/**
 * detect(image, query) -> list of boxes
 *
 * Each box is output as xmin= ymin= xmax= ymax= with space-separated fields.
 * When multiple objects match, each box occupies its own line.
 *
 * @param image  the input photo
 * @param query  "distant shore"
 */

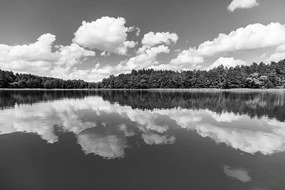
xmin=1 ymin=88 xmax=285 ymax=92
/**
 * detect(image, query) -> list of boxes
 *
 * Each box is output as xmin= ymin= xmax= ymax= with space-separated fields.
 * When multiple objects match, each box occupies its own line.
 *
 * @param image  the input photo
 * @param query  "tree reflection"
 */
xmin=0 ymin=90 xmax=285 ymax=158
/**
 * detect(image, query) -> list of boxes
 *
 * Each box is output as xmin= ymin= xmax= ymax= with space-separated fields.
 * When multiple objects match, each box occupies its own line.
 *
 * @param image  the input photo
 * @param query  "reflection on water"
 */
xmin=0 ymin=90 xmax=285 ymax=190
xmin=78 ymin=127 xmax=127 ymax=159
xmin=1 ymin=90 xmax=285 ymax=157
xmin=223 ymin=165 xmax=251 ymax=183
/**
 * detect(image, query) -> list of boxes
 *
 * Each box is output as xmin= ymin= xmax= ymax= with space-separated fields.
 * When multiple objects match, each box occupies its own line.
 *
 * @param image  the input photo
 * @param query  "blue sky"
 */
xmin=0 ymin=0 xmax=285 ymax=81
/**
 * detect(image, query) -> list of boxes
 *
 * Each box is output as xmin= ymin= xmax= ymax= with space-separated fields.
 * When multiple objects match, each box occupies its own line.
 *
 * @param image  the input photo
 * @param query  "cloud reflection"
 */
xmin=77 ymin=128 xmax=127 ymax=159
xmin=142 ymin=133 xmax=175 ymax=145
xmin=223 ymin=165 xmax=251 ymax=183
xmin=0 ymin=95 xmax=285 ymax=158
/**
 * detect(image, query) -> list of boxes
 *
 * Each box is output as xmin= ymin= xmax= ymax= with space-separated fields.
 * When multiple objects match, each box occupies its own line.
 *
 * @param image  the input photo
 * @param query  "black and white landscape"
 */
xmin=0 ymin=0 xmax=285 ymax=190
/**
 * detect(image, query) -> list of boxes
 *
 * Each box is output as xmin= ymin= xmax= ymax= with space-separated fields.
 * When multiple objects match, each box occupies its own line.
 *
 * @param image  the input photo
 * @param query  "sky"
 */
xmin=0 ymin=0 xmax=285 ymax=81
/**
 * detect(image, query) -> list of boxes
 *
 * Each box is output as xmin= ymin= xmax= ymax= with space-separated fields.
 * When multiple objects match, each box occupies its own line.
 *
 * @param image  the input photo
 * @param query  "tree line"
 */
xmin=1 ymin=59 xmax=285 ymax=89
xmin=0 ymin=71 xmax=97 ymax=89
xmin=98 ymin=60 xmax=285 ymax=89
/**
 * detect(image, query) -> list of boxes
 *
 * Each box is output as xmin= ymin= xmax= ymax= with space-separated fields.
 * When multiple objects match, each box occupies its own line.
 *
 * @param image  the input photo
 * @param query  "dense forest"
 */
xmin=1 ymin=59 xmax=285 ymax=89
xmin=0 ymin=70 xmax=97 ymax=89
xmin=98 ymin=60 xmax=285 ymax=89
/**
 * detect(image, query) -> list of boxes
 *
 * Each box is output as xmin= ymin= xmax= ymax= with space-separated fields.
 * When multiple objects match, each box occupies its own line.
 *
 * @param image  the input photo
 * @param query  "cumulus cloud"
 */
xmin=67 ymin=44 xmax=171 ymax=82
xmin=137 ymin=32 xmax=178 ymax=55
xmin=116 ymin=40 xmax=137 ymax=55
xmin=223 ymin=165 xmax=251 ymax=183
xmin=267 ymin=45 xmax=285 ymax=62
xmin=0 ymin=33 xmax=57 ymax=62
xmin=116 ymin=32 xmax=177 ymax=72
xmin=56 ymin=43 xmax=95 ymax=67
xmin=128 ymin=26 xmax=141 ymax=36
xmin=0 ymin=33 xmax=95 ymax=76
xmin=112 ymin=31 xmax=178 ymax=73
xmin=124 ymin=45 xmax=170 ymax=70
xmin=197 ymin=23 xmax=285 ymax=57
xmin=199 ymin=23 xmax=285 ymax=58
xmin=172 ymin=22 xmax=285 ymax=70
xmin=80 ymin=31 xmax=178 ymax=81
xmin=163 ymin=48 xmax=204 ymax=70
xmin=141 ymin=32 xmax=178 ymax=47
xmin=73 ymin=16 xmax=137 ymax=55
xmin=100 ymin=51 xmax=110 ymax=57
xmin=208 ymin=57 xmax=247 ymax=70
xmin=171 ymin=48 xmax=204 ymax=65
xmin=228 ymin=0 xmax=259 ymax=12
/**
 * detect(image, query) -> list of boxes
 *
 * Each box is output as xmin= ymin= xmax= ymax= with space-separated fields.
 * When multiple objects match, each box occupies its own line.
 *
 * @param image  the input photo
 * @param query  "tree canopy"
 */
xmin=96 ymin=60 xmax=285 ymax=89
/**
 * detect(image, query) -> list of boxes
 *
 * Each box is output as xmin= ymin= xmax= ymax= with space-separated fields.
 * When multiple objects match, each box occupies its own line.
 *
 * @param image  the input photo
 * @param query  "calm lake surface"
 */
xmin=0 ymin=90 xmax=285 ymax=190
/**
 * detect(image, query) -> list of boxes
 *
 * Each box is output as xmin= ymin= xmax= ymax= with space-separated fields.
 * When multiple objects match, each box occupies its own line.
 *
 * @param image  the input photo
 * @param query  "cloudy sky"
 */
xmin=0 ymin=0 xmax=285 ymax=81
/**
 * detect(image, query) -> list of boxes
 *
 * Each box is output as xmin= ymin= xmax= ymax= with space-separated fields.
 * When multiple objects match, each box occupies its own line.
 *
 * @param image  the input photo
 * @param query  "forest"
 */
xmin=0 ymin=71 xmax=96 ymax=89
xmin=1 ymin=59 xmax=285 ymax=89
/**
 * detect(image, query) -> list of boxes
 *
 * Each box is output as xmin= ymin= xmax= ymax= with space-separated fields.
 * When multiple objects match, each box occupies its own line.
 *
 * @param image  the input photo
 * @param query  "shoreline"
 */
xmin=0 ymin=88 xmax=285 ymax=92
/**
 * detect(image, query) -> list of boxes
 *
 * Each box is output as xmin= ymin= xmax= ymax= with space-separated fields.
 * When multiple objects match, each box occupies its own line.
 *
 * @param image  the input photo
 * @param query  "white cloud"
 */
xmin=116 ymin=41 xmax=137 ymax=55
xmin=228 ymin=0 xmax=259 ymax=12
xmin=198 ymin=23 xmax=285 ymax=57
xmin=78 ymin=43 xmax=171 ymax=82
xmin=172 ymin=23 xmax=285 ymax=70
xmin=2 ymin=33 xmax=58 ymax=61
xmin=267 ymin=45 xmax=285 ymax=62
xmin=223 ymin=165 xmax=251 ymax=183
xmin=128 ymin=26 xmax=141 ymax=36
xmin=171 ymin=48 xmax=204 ymax=65
xmin=164 ymin=48 xmax=204 ymax=70
xmin=56 ymin=43 xmax=95 ymax=67
xmin=267 ymin=52 xmax=285 ymax=63
xmin=208 ymin=57 xmax=247 ymax=70
xmin=141 ymin=32 xmax=178 ymax=47
xmin=0 ymin=33 xmax=95 ymax=76
xmin=73 ymin=16 xmax=137 ymax=55
xmin=100 ymin=51 xmax=110 ymax=57
xmin=124 ymin=45 xmax=170 ymax=70
xmin=82 ymin=31 xmax=178 ymax=80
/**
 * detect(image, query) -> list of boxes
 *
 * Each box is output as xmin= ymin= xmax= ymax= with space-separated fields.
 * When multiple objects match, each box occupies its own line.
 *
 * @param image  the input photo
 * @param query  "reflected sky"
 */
xmin=1 ymin=92 xmax=285 ymax=158
xmin=223 ymin=165 xmax=251 ymax=183
xmin=0 ymin=90 xmax=285 ymax=190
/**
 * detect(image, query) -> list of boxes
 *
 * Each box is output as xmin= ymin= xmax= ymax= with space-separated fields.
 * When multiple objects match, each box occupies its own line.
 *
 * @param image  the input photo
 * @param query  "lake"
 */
xmin=0 ymin=89 xmax=285 ymax=190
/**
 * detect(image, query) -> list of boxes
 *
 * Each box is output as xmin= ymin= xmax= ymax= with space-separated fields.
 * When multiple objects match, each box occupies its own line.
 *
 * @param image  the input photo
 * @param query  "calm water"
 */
xmin=0 ymin=90 xmax=285 ymax=190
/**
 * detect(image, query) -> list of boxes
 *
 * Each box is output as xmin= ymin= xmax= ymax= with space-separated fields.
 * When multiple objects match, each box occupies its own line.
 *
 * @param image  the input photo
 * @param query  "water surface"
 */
xmin=0 ymin=90 xmax=285 ymax=190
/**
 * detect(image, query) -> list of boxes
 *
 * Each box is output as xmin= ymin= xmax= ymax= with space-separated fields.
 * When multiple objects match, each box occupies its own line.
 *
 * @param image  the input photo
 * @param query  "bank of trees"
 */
xmin=1 ymin=59 xmax=285 ymax=89
xmin=97 ymin=60 xmax=285 ymax=89
xmin=0 ymin=71 xmax=97 ymax=88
